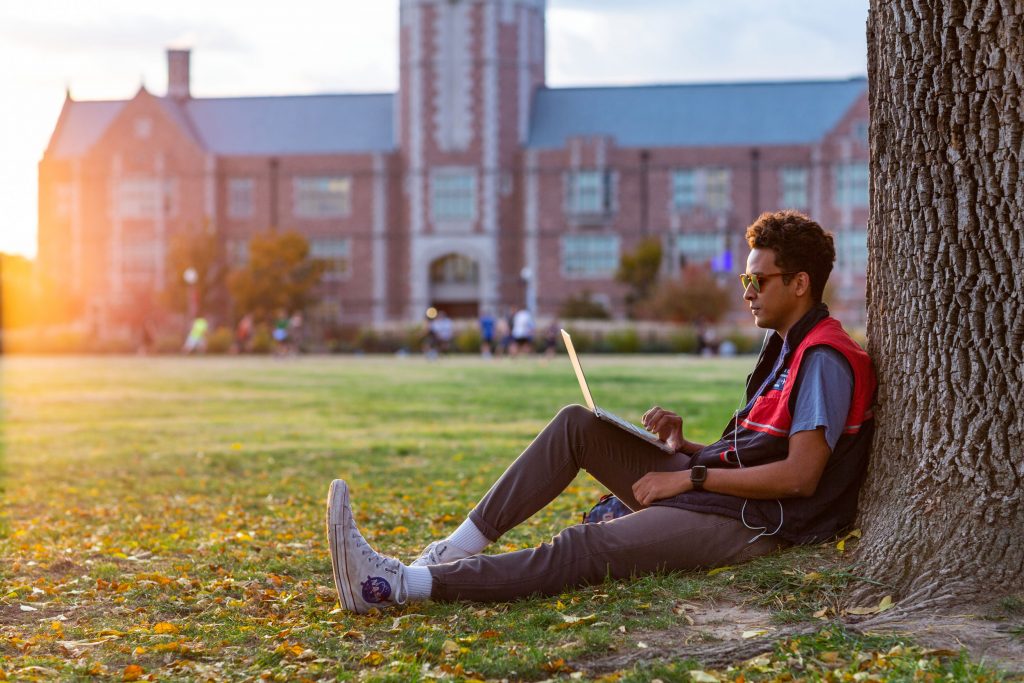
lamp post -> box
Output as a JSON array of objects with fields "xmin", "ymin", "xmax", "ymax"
[
  {"xmin": 520, "ymin": 266, "xmax": 536, "ymax": 314},
  {"xmin": 183, "ymin": 267, "xmax": 198, "ymax": 321}
]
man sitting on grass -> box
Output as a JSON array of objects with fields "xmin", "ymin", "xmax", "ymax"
[{"xmin": 327, "ymin": 210, "xmax": 877, "ymax": 613}]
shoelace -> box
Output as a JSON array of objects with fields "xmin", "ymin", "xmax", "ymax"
[{"xmin": 347, "ymin": 527, "xmax": 407, "ymax": 603}]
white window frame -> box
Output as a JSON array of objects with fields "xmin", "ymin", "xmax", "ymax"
[
  {"xmin": 311, "ymin": 237, "xmax": 352, "ymax": 282},
  {"xmin": 117, "ymin": 177, "xmax": 176, "ymax": 219},
  {"xmin": 836, "ymin": 228, "xmax": 868, "ymax": 271},
  {"xmin": 227, "ymin": 178, "xmax": 255, "ymax": 219},
  {"xmin": 779, "ymin": 166, "xmax": 809, "ymax": 210},
  {"xmin": 833, "ymin": 162, "xmax": 869, "ymax": 208},
  {"xmin": 561, "ymin": 234, "xmax": 620, "ymax": 279},
  {"xmin": 672, "ymin": 168, "xmax": 731, "ymax": 213},
  {"xmin": 676, "ymin": 233, "xmax": 726, "ymax": 267},
  {"xmin": 293, "ymin": 176, "xmax": 352, "ymax": 218},
  {"xmin": 566, "ymin": 170, "xmax": 609, "ymax": 216},
  {"xmin": 430, "ymin": 168, "xmax": 477, "ymax": 223}
]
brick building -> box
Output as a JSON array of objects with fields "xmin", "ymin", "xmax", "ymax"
[{"xmin": 38, "ymin": 0, "xmax": 869, "ymax": 332}]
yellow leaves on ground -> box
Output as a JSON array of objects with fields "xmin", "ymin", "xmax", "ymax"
[
  {"xmin": 549, "ymin": 612, "xmax": 598, "ymax": 631},
  {"xmin": 844, "ymin": 594, "xmax": 894, "ymax": 616},
  {"xmin": 835, "ymin": 528, "xmax": 862, "ymax": 552},
  {"xmin": 152, "ymin": 621, "xmax": 179, "ymax": 634},
  {"xmin": 121, "ymin": 664, "xmax": 144, "ymax": 681},
  {"xmin": 689, "ymin": 670, "xmax": 721, "ymax": 682},
  {"xmin": 707, "ymin": 565, "xmax": 734, "ymax": 577},
  {"xmin": 359, "ymin": 651, "xmax": 385, "ymax": 667}
]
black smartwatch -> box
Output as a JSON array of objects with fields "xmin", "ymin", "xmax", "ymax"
[{"xmin": 690, "ymin": 465, "xmax": 708, "ymax": 491}]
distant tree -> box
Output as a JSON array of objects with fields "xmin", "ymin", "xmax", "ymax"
[
  {"xmin": 227, "ymin": 231, "xmax": 324, "ymax": 320},
  {"xmin": 164, "ymin": 230, "xmax": 229, "ymax": 319},
  {"xmin": 558, "ymin": 290, "xmax": 610, "ymax": 320},
  {"xmin": 615, "ymin": 238, "xmax": 663, "ymax": 318},
  {"xmin": 0, "ymin": 253, "xmax": 38, "ymax": 330},
  {"xmin": 638, "ymin": 265, "xmax": 732, "ymax": 324}
]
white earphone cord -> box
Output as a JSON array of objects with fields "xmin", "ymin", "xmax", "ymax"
[{"xmin": 735, "ymin": 331, "xmax": 783, "ymax": 545}]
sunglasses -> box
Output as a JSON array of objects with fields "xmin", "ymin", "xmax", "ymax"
[{"xmin": 739, "ymin": 272, "xmax": 800, "ymax": 292}]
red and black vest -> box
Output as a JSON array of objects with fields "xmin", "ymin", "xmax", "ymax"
[{"xmin": 654, "ymin": 304, "xmax": 877, "ymax": 544}]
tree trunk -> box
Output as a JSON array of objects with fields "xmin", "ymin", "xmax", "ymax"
[{"xmin": 858, "ymin": 1, "xmax": 1024, "ymax": 604}]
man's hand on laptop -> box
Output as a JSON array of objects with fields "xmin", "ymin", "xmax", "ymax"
[{"xmin": 642, "ymin": 406, "xmax": 698, "ymax": 455}]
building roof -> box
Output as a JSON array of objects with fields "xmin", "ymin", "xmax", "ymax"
[
  {"xmin": 48, "ymin": 78, "xmax": 866, "ymax": 159},
  {"xmin": 47, "ymin": 100, "xmax": 125, "ymax": 158},
  {"xmin": 526, "ymin": 78, "xmax": 867, "ymax": 149},
  {"xmin": 184, "ymin": 94, "xmax": 395, "ymax": 155},
  {"xmin": 48, "ymin": 93, "xmax": 396, "ymax": 159}
]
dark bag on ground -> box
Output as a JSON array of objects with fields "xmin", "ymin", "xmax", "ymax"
[{"xmin": 582, "ymin": 493, "xmax": 633, "ymax": 524}]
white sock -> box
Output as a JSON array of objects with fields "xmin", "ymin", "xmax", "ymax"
[
  {"xmin": 447, "ymin": 518, "xmax": 491, "ymax": 555},
  {"xmin": 403, "ymin": 565, "xmax": 433, "ymax": 601}
]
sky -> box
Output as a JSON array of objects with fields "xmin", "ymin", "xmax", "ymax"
[{"xmin": 0, "ymin": 0, "xmax": 869, "ymax": 259}]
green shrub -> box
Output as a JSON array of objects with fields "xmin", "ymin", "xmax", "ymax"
[
  {"xmin": 559, "ymin": 291, "xmax": 610, "ymax": 319},
  {"xmin": 454, "ymin": 326, "xmax": 481, "ymax": 353},
  {"xmin": 669, "ymin": 327, "xmax": 698, "ymax": 353},
  {"xmin": 606, "ymin": 328, "xmax": 640, "ymax": 353},
  {"xmin": 723, "ymin": 330, "xmax": 762, "ymax": 355},
  {"xmin": 561, "ymin": 327, "xmax": 595, "ymax": 353},
  {"xmin": 250, "ymin": 325, "xmax": 273, "ymax": 354},
  {"xmin": 206, "ymin": 327, "xmax": 234, "ymax": 354}
]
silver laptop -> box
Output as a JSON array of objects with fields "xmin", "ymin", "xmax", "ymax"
[{"xmin": 561, "ymin": 329, "xmax": 675, "ymax": 454}]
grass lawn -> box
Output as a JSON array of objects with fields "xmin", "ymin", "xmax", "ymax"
[{"xmin": 0, "ymin": 355, "xmax": 1017, "ymax": 681}]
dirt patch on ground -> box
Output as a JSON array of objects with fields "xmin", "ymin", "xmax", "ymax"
[
  {"xmin": 575, "ymin": 600, "xmax": 1024, "ymax": 676},
  {"xmin": 860, "ymin": 613, "xmax": 1024, "ymax": 674}
]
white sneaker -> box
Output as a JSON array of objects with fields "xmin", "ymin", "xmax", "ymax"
[
  {"xmin": 326, "ymin": 479, "xmax": 407, "ymax": 614},
  {"xmin": 409, "ymin": 539, "xmax": 473, "ymax": 567}
]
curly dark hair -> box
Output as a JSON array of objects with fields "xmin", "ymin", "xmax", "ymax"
[{"xmin": 745, "ymin": 210, "xmax": 836, "ymax": 303}]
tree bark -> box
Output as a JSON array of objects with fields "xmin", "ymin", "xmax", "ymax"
[{"xmin": 858, "ymin": 0, "xmax": 1024, "ymax": 604}]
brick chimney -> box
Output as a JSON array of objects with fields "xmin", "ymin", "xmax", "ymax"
[{"xmin": 167, "ymin": 48, "xmax": 191, "ymax": 99}]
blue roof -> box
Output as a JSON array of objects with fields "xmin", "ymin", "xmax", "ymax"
[
  {"xmin": 185, "ymin": 94, "xmax": 395, "ymax": 155},
  {"xmin": 48, "ymin": 100, "xmax": 125, "ymax": 158},
  {"xmin": 526, "ymin": 78, "xmax": 867, "ymax": 149},
  {"xmin": 50, "ymin": 93, "xmax": 395, "ymax": 159}
]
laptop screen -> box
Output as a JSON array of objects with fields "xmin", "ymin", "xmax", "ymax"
[{"xmin": 560, "ymin": 329, "xmax": 595, "ymax": 411}]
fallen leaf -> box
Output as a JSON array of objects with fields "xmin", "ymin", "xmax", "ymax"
[
  {"xmin": 707, "ymin": 566, "xmax": 733, "ymax": 577},
  {"xmin": 122, "ymin": 664, "xmax": 144, "ymax": 681},
  {"xmin": 152, "ymin": 622, "xmax": 179, "ymax": 634},
  {"xmin": 549, "ymin": 613, "xmax": 598, "ymax": 631},
  {"xmin": 360, "ymin": 651, "xmax": 384, "ymax": 667},
  {"xmin": 741, "ymin": 628, "xmax": 772, "ymax": 639},
  {"xmin": 442, "ymin": 639, "xmax": 460, "ymax": 655},
  {"xmin": 878, "ymin": 595, "xmax": 894, "ymax": 612},
  {"xmin": 689, "ymin": 670, "xmax": 719, "ymax": 682}
]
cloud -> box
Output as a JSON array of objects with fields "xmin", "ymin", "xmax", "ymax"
[{"xmin": 0, "ymin": 15, "xmax": 249, "ymax": 56}]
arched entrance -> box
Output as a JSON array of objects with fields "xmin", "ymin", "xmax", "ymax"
[{"xmin": 429, "ymin": 253, "xmax": 480, "ymax": 318}]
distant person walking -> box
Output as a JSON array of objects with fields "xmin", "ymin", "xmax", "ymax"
[
  {"xmin": 511, "ymin": 307, "xmax": 535, "ymax": 356},
  {"xmin": 182, "ymin": 315, "xmax": 209, "ymax": 354},
  {"xmin": 234, "ymin": 313, "xmax": 254, "ymax": 354},
  {"xmin": 479, "ymin": 311, "xmax": 496, "ymax": 358},
  {"xmin": 432, "ymin": 311, "xmax": 454, "ymax": 355}
]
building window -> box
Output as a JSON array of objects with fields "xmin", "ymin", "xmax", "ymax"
[
  {"xmin": 834, "ymin": 162, "xmax": 869, "ymax": 208},
  {"xmin": 853, "ymin": 120, "xmax": 869, "ymax": 146},
  {"xmin": 56, "ymin": 182, "xmax": 73, "ymax": 218},
  {"xmin": 672, "ymin": 168, "xmax": 731, "ymax": 213},
  {"xmin": 562, "ymin": 235, "xmax": 620, "ymax": 278},
  {"xmin": 117, "ymin": 178, "xmax": 176, "ymax": 219},
  {"xmin": 430, "ymin": 254, "xmax": 479, "ymax": 284},
  {"xmin": 836, "ymin": 229, "xmax": 868, "ymax": 271},
  {"xmin": 134, "ymin": 118, "xmax": 152, "ymax": 139},
  {"xmin": 676, "ymin": 233, "xmax": 726, "ymax": 267},
  {"xmin": 566, "ymin": 170, "xmax": 611, "ymax": 216},
  {"xmin": 228, "ymin": 178, "xmax": 254, "ymax": 219},
  {"xmin": 311, "ymin": 238, "xmax": 351, "ymax": 281},
  {"xmin": 121, "ymin": 240, "xmax": 159, "ymax": 277},
  {"xmin": 227, "ymin": 238, "xmax": 249, "ymax": 267},
  {"xmin": 293, "ymin": 176, "xmax": 351, "ymax": 218},
  {"xmin": 779, "ymin": 167, "xmax": 809, "ymax": 209},
  {"xmin": 431, "ymin": 169, "xmax": 477, "ymax": 222}
]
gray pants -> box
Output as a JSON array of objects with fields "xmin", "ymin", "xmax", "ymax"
[{"xmin": 429, "ymin": 405, "xmax": 786, "ymax": 602}]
